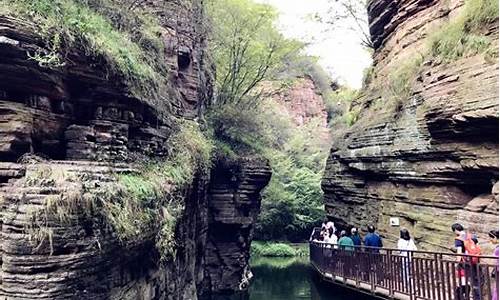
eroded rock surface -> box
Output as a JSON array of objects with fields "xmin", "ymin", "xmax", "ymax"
[
  {"xmin": 202, "ymin": 157, "xmax": 271, "ymax": 295},
  {"xmin": 322, "ymin": 0, "xmax": 499, "ymax": 252}
]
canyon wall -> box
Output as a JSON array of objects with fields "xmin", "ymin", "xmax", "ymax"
[
  {"xmin": 322, "ymin": 0, "xmax": 499, "ymax": 252},
  {"xmin": 0, "ymin": 1, "xmax": 270, "ymax": 299},
  {"xmin": 272, "ymin": 77, "xmax": 329, "ymax": 128}
]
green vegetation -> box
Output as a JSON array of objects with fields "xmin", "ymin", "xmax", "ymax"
[
  {"xmin": 96, "ymin": 121, "xmax": 213, "ymax": 261},
  {"xmin": 255, "ymin": 113, "xmax": 329, "ymax": 240},
  {"xmin": 251, "ymin": 241, "xmax": 308, "ymax": 257},
  {"xmin": 429, "ymin": 0, "xmax": 498, "ymax": 61},
  {"xmin": 206, "ymin": 0, "xmax": 333, "ymax": 242},
  {"xmin": 250, "ymin": 256, "xmax": 305, "ymax": 270},
  {"xmin": 1, "ymin": 0, "xmax": 170, "ymax": 107}
]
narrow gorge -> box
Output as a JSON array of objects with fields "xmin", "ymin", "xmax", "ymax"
[{"xmin": 0, "ymin": 0, "xmax": 498, "ymax": 299}]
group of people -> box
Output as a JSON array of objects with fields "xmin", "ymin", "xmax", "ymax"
[
  {"xmin": 310, "ymin": 218, "xmax": 499, "ymax": 300},
  {"xmin": 452, "ymin": 223, "xmax": 499, "ymax": 300},
  {"xmin": 310, "ymin": 218, "xmax": 385, "ymax": 252}
]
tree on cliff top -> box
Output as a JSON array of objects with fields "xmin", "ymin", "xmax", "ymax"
[
  {"xmin": 207, "ymin": 0, "xmax": 339, "ymax": 242},
  {"xmin": 206, "ymin": 0, "xmax": 303, "ymax": 108}
]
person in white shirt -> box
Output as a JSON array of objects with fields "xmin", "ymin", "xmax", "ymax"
[
  {"xmin": 324, "ymin": 228, "xmax": 338, "ymax": 249},
  {"xmin": 397, "ymin": 228, "xmax": 417, "ymax": 288}
]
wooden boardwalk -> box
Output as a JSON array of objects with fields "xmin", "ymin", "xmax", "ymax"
[{"xmin": 310, "ymin": 240, "xmax": 499, "ymax": 300}]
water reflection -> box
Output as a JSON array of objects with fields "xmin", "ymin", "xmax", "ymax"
[
  {"xmin": 248, "ymin": 256, "xmax": 375, "ymax": 300},
  {"xmin": 210, "ymin": 256, "xmax": 375, "ymax": 300}
]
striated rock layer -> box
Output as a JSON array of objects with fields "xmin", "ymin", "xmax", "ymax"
[
  {"xmin": 0, "ymin": 159, "xmax": 270, "ymax": 299},
  {"xmin": 203, "ymin": 157, "xmax": 271, "ymax": 295},
  {"xmin": 322, "ymin": 0, "xmax": 499, "ymax": 252},
  {"xmin": 0, "ymin": 1, "xmax": 270, "ymax": 299}
]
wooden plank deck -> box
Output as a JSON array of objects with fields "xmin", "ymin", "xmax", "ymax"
[{"xmin": 312, "ymin": 261, "xmax": 412, "ymax": 300}]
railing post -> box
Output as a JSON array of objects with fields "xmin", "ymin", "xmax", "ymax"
[
  {"xmin": 432, "ymin": 253, "xmax": 439, "ymax": 300},
  {"xmin": 370, "ymin": 250, "xmax": 375, "ymax": 294},
  {"xmin": 409, "ymin": 251, "xmax": 415, "ymax": 300},
  {"xmin": 388, "ymin": 249, "xmax": 393, "ymax": 297}
]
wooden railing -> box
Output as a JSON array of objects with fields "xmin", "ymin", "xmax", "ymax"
[{"xmin": 310, "ymin": 238, "xmax": 499, "ymax": 300}]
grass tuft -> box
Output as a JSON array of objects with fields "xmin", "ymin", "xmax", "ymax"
[
  {"xmin": 429, "ymin": 0, "xmax": 498, "ymax": 61},
  {"xmin": 1, "ymin": 0, "xmax": 171, "ymax": 108},
  {"xmin": 251, "ymin": 241, "xmax": 308, "ymax": 257}
]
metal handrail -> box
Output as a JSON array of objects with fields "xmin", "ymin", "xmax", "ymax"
[
  {"xmin": 310, "ymin": 241, "xmax": 500, "ymax": 260},
  {"xmin": 309, "ymin": 227, "xmax": 499, "ymax": 259}
]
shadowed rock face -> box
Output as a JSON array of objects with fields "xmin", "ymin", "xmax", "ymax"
[
  {"xmin": 0, "ymin": 1, "xmax": 270, "ymax": 299},
  {"xmin": 0, "ymin": 159, "xmax": 271, "ymax": 299},
  {"xmin": 203, "ymin": 157, "xmax": 272, "ymax": 295},
  {"xmin": 322, "ymin": 0, "xmax": 498, "ymax": 252}
]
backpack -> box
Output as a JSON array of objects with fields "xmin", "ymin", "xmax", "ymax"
[{"xmin": 457, "ymin": 233, "xmax": 481, "ymax": 264}]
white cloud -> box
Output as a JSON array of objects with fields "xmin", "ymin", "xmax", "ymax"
[{"xmin": 255, "ymin": 0, "xmax": 372, "ymax": 89}]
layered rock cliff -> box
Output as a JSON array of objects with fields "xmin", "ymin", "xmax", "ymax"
[
  {"xmin": 322, "ymin": 0, "xmax": 499, "ymax": 252},
  {"xmin": 270, "ymin": 76, "xmax": 332, "ymax": 156},
  {"xmin": 203, "ymin": 157, "xmax": 271, "ymax": 295},
  {"xmin": 272, "ymin": 77, "xmax": 329, "ymax": 128},
  {"xmin": 0, "ymin": 1, "xmax": 270, "ymax": 299}
]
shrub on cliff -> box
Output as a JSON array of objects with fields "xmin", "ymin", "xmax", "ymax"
[
  {"xmin": 323, "ymin": 88, "xmax": 359, "ymax": 126},
  {"xmin": 21, "ymin": 121, "xmax": 213, "ymax": 261},
  {"xmin": 207, "ymin": 101, "xmax": 294, "ymax": 156},
  {"xmin": 429, "ymin": 0, "xmax": 498, "ymax": 61}
]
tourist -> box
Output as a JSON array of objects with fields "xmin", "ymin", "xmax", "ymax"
[
  {"xmin": 452, "ymin": 223, "xmax": 481, "ymax": 300},
  {"xmin": 397, "ymin": 228, "xmax": 417, "ymax": 255},
  {"xmin": 489, "ymin": 229, "xmax": 499, "ymax": 300},
  {"xmin": 321, "ymin": 218, "xmax": 328, "ymax": 232},
  {"xmin": 338, "ymin": 230, "xmax": 354, "ymax": 251},
  {"xmin": 325, "ymin": 218, "xmax": 336, "ymax": 233},
  {"xmin": 364, "ymin": 225, "xmax": 383, "ymax": 251},
  {"xmin": 364, "ymin": 225, "xmax": 383, "ymax": 283},
  {"xmin": 351, "ymin": 227, "xmax": 362, "ymax": 248},
  {"xmin": 452, "ymin": 223, "xmax": 469, "ymax": 299},
  {"xmin": 397, "ymin": 228, "xmax": 417, "ymax": 289},
  {"xmin": 309, "ymin": 227, "xmax": 323, "ymax": 242},
  {"xmin": 324, "ymin": 227, "xmax": 338, "ymax": 248}
]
